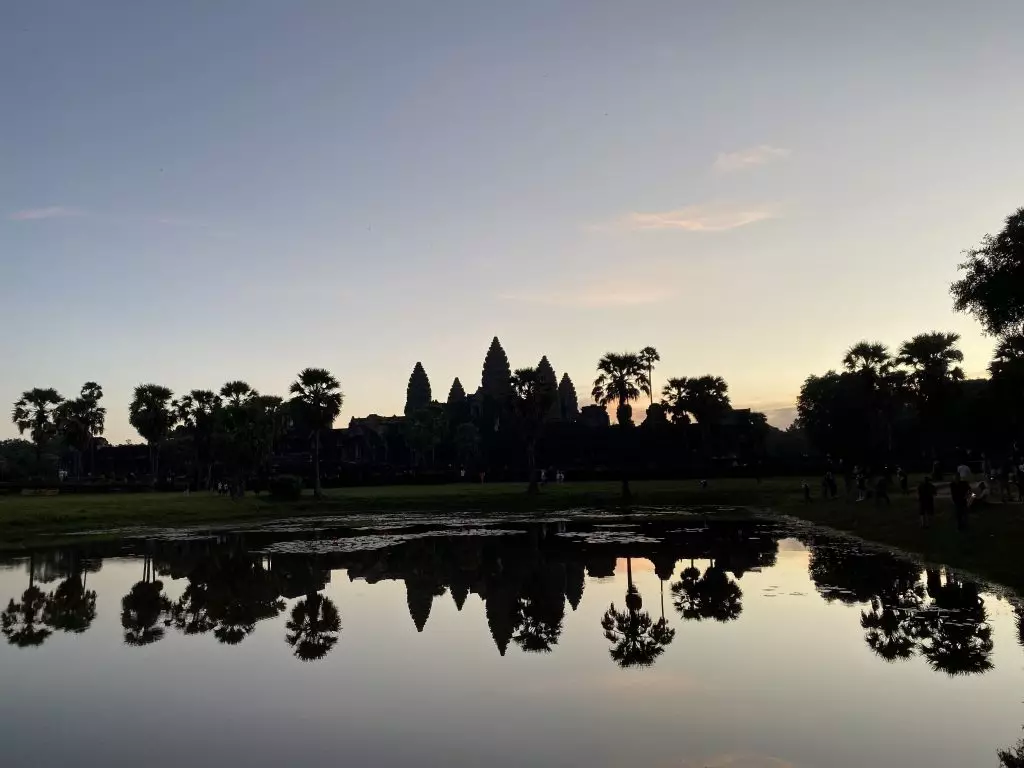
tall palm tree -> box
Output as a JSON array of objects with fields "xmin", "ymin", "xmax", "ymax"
[
  {"xmin": 843, "ymin": 342, "xmax": 902, "ymax": 454},
  {"xmin": 128, "ymin": 384, "xmax": 176, "ymax": 481},
  {"xmin": 175, "ymin": 389, "xmax": 221, "ymax": 490},
  {"xmin": 54, "ymin": 383, "xmax": 106, "ymax": 478},
  {"xmin": 600, "ymin": 556, "xmax": 675, "ymax": 668},
  {"xmin": 593, "ymin": 352, "xmax": 648, "ymax": 499},
  {"xmin": 120, "ymin": 557, "xmax": 173, "ymax": 647},
  {"xmin": 2, "ymin": 587, "xmax": 52, "ymax": 647},
  {"xmin": 285, "ymin": 592, "xmax": 341, "ymax": 661},
  {"xmin": 11, "ymin": 388, "xmax": 63, "ymax": 459},
  {"xmin": 638, "ymin": 346, "xmax": 661, "ymax": 407},
  {"xmin": 219, "ymin": 380, "xmax": 255, "ymax": 406},
  {"xmin": 44, "ymin": 574, "xmax": 98, "ymax": 634},
  {"xmin": 990, "ymin": 333, "xmax": 1024, "ymax": 380},
  {"xmin": 289, "ymin": 368, "xmax": 343, "ymax": 498},
  {"xmin": 896, "ymin": 332, "xmax": 964, "ymax": 451},
  {"xmin": 511, "ymin": 367, "xmax": 557, "ymax": 494}
]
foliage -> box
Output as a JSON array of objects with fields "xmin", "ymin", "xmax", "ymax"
[
  {"xmin": 404, "ymin": 362, "xmax": 432, "ymax": 417},
  {"xmin": 268, "ymin": 474, "xmax": 304, "ymax": 500},
  {"xmin": 2, "ymin": 586, "xmax": 52, "ymax": 647},
  {"xmin": 592, "ymin": 352, "xmax": 648, "ymax": 426},
  {"xmin": 219, "ymin": 380, "xmax": 255, "ymax": 406},
  {"xmin": 11, "ymin": 388, "xmax": 63, "ymax": 452},
  {"xmin": 55, "ymin": 382, "xmax": 106, "ymax": 476},
  {"xmin": 454, "ymin": 422, "xmax": 481, "ymax": 467},
  {"xmin": 285, "ymin": 592, "xmax": 341, "ymax": 662},
  {"xmin": 511, "ymin": 367, "xmax": 558, "ymax": 493},
  {"xmin": 128, "ymin": 384, "xmax": 176, "ymax": 478},
  {"xmin": 661, "ymin": 375, "xmax": 731, "ymax": 426},
  {"xmin": 951, "ymin": 207, "xmax": 1024, "ymax": 337},
  {"xmin": 638, "ymin": 346, "xmax": 660, "ymax": 403},
  {"xmin": 600, "ymin": 603, "xmax": 675, "ymax": 668},
  {"xmin": 289, "ymin": 368, "xmax": 343, "ymax": 498}
]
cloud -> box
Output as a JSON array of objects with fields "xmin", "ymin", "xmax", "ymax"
[
  {"xmin": 619, "ymin": 203, "xmax": 776, "ymax": 232},
  {"xmin": 714, "ymin": 144, "xmax": 791, "ymax": 173},
  {"xmin": 501, "ymin": 281, "xmax": 673, "ymax": 308},
  {"xmin": 8, "ymin": 206, "xmax": 83, "ymax": 221}
]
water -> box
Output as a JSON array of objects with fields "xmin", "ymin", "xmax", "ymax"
[{"xmin": 1, "ymin": 516, "xmax": 1022, "ymax": 768}]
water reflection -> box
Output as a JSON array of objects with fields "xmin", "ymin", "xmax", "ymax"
[
  {"xmin": 807, "ymin": 538, "xmax": 994, "ymax": 675},
  {"xmin": 0, "ymin": 520, "xmax": 1013, "ymax": 680}
]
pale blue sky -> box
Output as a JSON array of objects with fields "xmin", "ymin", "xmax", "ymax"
[{"xmin": 3, "ymin": 1, "xmax": 1022, "ymax": 441}]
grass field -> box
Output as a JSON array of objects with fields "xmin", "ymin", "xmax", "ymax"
[{"xmin": 1, "ymin": 477, "xmax": 1022, "ymax": 592}]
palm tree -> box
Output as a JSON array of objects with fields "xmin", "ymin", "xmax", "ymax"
[
  {"xmin": 289, "ymin": 368, "xmax": 343, "ymax": 498},
  {"xmin": 511, "ymin": 367, "xmax": 557, "ymax": 494},
  {"xmin": 843, "ymin": 342, "xmax": 903, "ymax": 454},
  {"xmin": 661, "ymin": 375, "xmax": 731, "ymax": 455},
  {"xmin": 600, "ymin": 556, "xmax": 675, "ymax": 668},
  {"xmin": 44, "ymin": 574, "xmax": 98, "ymax": 634},
  {"xmin": 592, "ymin": 352, "xmax": 649, "ymax": 498},
  {"xmin": 990, "ymin": 333, "xmax": 1024, "ymax": 380},
  {"xmin": 175, "ymin": 389, "xmax": 221, "ymax": 490},
  {"xmin": 128, "ymin": 384, "xmax": 176, "ymax": 481},
  {"xmin": 120, "ymin": 557, "xmax": 173, "ymax": 647},
  {"xmin": 54, "ymin": 383, "xmax": 106, "ymax": 479},
  {"xmin": 638, "ymin": 346, "xmax": 661, "ymax": 407},
  {"xmin": 2, "ymin": 586, "xmax": 52, "ymax": 647},
  {"xmin": 285, "ymin": 592, "xmax": 341, "ymax": 661},
  {"xmin": 11, "ymin": 388, "xmax": 63, "ymax": 460},
  {"xmin": 219, "ymin": 380, "xmax": 255, "ymax": 406},
  {"xmin": 896, "ymin": 332, "xmax": 964, "ymax": 451}
]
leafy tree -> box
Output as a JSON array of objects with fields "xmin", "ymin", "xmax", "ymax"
[
  {"xmin": 990, "ymin": 334, "xmax": 1024, "ymax": 430},
  {"xmin": 54, "ymin": 382, "xmax": 105, "ymax": 477},
  {"xmin": 638, "ymin": 346, "xmax": 660, "ymax": 406},
  {"xmin": 896, "ymin": 332, "xmax": 964, "ymax": 449},
  {"xmin": 592, "ymin": 352, "xmax": 648, "ymax": 498},
  {"xmin": 289, "ymin": 368, "xmax": 343, "ymax": 498},
  {"xmin": 219, "ymin": 380, "xmax": 255, "ymax": 406},
  {"xmin": 951, "ymin": 207, "xmax": 1024, "ymax": 338},
  {"xmin": 218, "ymin": 394, "xmax": 287, "ymax": 495},
  {"xmin": 120, "ymin": 559, "xmax": 173, "ymax": 647},
  {"xmin": 44, "ymin": 574, "xmax": 98, "ymax": 634},
  {"xmin": 557, "ymin": 373, "xmax": 579, "ymax": 421},
  {"xmin": 11, "ymin": 388, "xmax": 63, "ymax": 459},
  {"xmin": 285, "ymin": 592, "xmax": 341, "ymax": 661},
  {"xmin": 128, "ymin": 384, "xmax": 176, "ymax": 480},
  {"xmin": 404, "ymin": 362, "xmax": 432, "ymax": 417},
  {"xmin": 0, "ymin": 439, "xmax": 42, "ymax": 482},
  {"xmin": 842, "ymin": 342, "xmax": 903, "ymax": 453},
  {"xmin": 796, "ymin": 370, "xmax": 872, "ymax": 458},
  {"xmin": 2, "ymin": 586, "xmax": 52, "ymax": 647},
  {"xmin": 175, "ymin": 389, "xmax": 221, "ymax": 490},
  {"xmin": 662, "ymin": 375, "xmax": 730, "ymax": 455},
  {"xmin": 511, "ymin": 367, "xmax": 557, "ymax": 493}
]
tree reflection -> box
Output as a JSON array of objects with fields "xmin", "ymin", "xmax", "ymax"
[
  {"xmin": 670, "ymin": 562, "xmax": 742, "ymax": 623},
  {"xmin": 285, "ymin": 592, "xmax": 340, "ymax": 662},
  {"xmin": 513, "ymin": 565, "xmax": 565, "ymax": 653},
  {"xmin": 913, "ymin": 570, "xmax": 993, "ymax": 676},
  {"xmin": 601, "ymin": 557, "xmax": 675, "ymax": 668},
  {"xmin": 2, "ymin": 586, "xmax": 52, "ymax": 647},
  {"xmin": 45, "ymin": 574, "xmax": 97, "ymax": 634},
  {"xmin": 121, "ymin": 556, "xmax": 173, "ymax": 646}
]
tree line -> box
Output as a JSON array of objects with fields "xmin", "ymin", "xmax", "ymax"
[{"xmin": 795, "ymin": 206, "xmax": 1024, "ymax": 466}]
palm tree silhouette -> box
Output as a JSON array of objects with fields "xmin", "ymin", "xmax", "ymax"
[
  {"xmin": 121, "ymin": 556, "xmax": 173, "ymax": 646},
  {"xmin": 592, "ymin": 352, "xmax": 649, "ymax": 498},
  {"xmin": 44, "ymin": 574, "xmax": 97, "ymax": 634},
  {"xmin": 285, "ymin": 592, "xmax": 341, "ymax": 662},
  {"xmin": 601, "ymin": 557, "xmax": 675, "ymax": 668},
  {"xmin": 912, "ymin": 572, "xmax": 993, "ymax": 676},
  {"xmin": 289, "ymin": 368, "xmax": 344, "ymax": 498},
  {"xmin": 2, "ymin": 586, "xmax": 52, "ymax": 648}
]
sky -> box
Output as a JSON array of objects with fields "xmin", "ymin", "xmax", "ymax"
[{"xmin": 2, "ymin": 1, "xmax": 1023, "ymax": 442}]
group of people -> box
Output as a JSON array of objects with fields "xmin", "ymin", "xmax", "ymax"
[{"xmin": 800, "ymin": 451, "xmax": 1024, "ymax": 532}]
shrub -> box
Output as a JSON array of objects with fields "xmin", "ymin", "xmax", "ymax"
[{"xmin": 269, "ymin": 474, "xmax": 303, "ymax": 501}]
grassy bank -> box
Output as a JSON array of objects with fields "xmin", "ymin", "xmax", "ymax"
[{"xmin": 1, "ymin": 478, "xmax": 1021, "ymax": 592}]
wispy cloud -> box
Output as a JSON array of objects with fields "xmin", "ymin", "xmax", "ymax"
[
  {"xmin": 501, "ymin": 281, "xmax": 673, "ymax": 308},
  {"xmin": 616, "ymin": 203, "xmax": 776, "ymax": 232},
  {"xmin": 713, "ymin": 144, "xmax": 790, "ymax": 173},
  {"xmin": 8, "ymin": 206, "xmax": 84, "ymax": 221}
]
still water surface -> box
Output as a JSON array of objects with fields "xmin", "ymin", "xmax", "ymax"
[{"xmin": 1, "ymin": 516, "xmax": 1022, "ymax": 767}]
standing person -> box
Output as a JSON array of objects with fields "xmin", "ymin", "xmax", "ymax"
[
  {"xmin": 897, "ymin": 466, "xmax": 909, "ymax": 494},
  {"xmin": 827, "ymin": 471, "xmax": 838, "ymax": 499},
  {"xmin": 918, "ymin": 476, "xmax": 936, "ymax": 528},
  {"xmin": 874, "ymin": 473, "xmax": 891, "ymax": 507},
  {"xmin": 950, "ymin": 474, "xmax": 971, "ymax": 531},
  {"xmin": 855, "ymin": 467, "xmax": 867, "ymax": 502},
  {"xmin": 802, "ymin": 481, "xmax": 812, "ymax": 503},
  {"xmin": 957, "ymin": 459, "xmax": 972, "ymax": 482},
  {"xmin": 998, "ymin": 460, "xmax": 1012, "ymax": 502}
]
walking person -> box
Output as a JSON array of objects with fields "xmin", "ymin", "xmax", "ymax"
[
  {"xmin": 918, "ymin": 475, "xmax": 936, "ymax": 528},
  {"xmin": 874, "ymin": 473, "xmax": 891, "ymax": 507},
  {"xmin": 950, "ymin": 474, "xmax": 971, "ymax": 531},
  {"xmin": 897, "ymin": 466, "xmax": 909, "ymax": 494}
]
